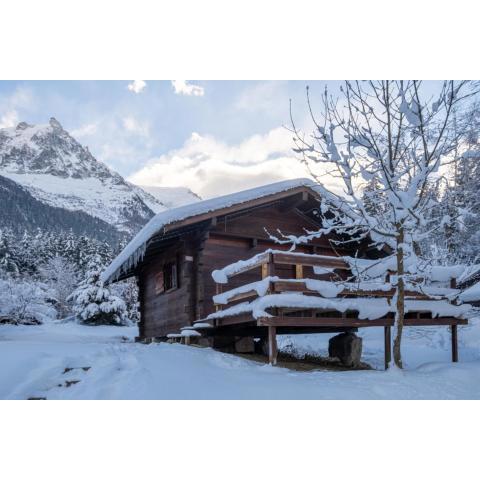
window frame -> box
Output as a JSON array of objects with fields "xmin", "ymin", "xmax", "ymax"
[{"xmin": 160, "ymin": 258, "xmax": 179, "ymax": 294}]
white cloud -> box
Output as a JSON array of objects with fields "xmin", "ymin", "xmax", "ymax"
[
  {"xmin": 0, "ymin": 110, "xmax": 19, "ymax": 128},
  {"xmin": 71, "ymin": 122, "xmax": 98, "ymax": 138},
  {"xmin": 235, "ymin": 81, "xmax": 288, "ymax": 114},
  {"xmin": 127, "ymin": 80, "xmax": 147, "ymax": 94},
  {"xmin": 122, "ymin": 116, "xmax": 150, "ymax": 137},
  {"xmin": 128, "ymin": 127, "xmax": 334, "ymax": 198},
  {"xmin": 171, "ymin": 80, "xmax": 204, "ymax": 97},
  {"xmin": 0, "ymin": 87, "xmax": 34, "ymax": 128}
]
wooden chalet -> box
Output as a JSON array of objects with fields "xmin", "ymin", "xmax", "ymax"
[{"xmin": 103, "ymin": 178, "xmax": 469, "ymax": 368}]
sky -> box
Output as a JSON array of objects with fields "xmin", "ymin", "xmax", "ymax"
[{"xmin": 0, "ymin": 80, "xmax": 445, "ymax": 198}]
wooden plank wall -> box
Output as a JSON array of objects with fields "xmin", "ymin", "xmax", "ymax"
[
  {"xmin": 200, "ymin": 205, "xmax": 354, "ymax": 317},
  {"xmin": 139, "ymin": 204, "xmax": 364, "ymax": 337},
  {"xmin": 140, "ymin": 236, "xmax": 197, "ymax": 338}
]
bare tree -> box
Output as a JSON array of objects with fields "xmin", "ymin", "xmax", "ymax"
[
  {"xmin": 289, "ymin": 80, "xmax": 475, "ymax": 368},
  {"xmin": 39, "ymin": 256, "xmax": 78, "ymax": 318}
]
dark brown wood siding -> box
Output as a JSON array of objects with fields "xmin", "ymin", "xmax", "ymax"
[
  {"xmin": 138, "ymin": 202, "xmax": 362, "ymax": 336},
  {"xmin": 199, "ymin": 205, "xmax": 349, "ymax": 317},
  {"xmin": 139, "ymin": 237, "xmax": 198, "ymax": 338}
]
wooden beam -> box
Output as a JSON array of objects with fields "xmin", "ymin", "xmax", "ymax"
[
  {"xmin": 403, "ymin": 318, "xmax": 467, "ymax": 326},
  {"xmin": 215, "ymin": 314, "xmax": 256, "ymax": 326},
  {"xmin": 268, "ymin": 326, "xmax": 278, "ymax": 365},
  {"xmin": 257, "ymin": 316, "xmax": 394, "ymax": 328},
  {"xmin": 384, "ymin": 325, "xmax": 391, "ymax": 370},
  {"xmin": 451, "ymin": 324, "xmax": 458, "ymax": 362},
  {"xmin": 215, "ymin": 289, "xmax": 259, "ymax": 305},
  {"xmin": 272, "ymin": 252, "xmax": 348, "ymax": 270}
]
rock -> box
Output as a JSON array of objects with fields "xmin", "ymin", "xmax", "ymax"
[
  {"xmin": 328, "ymin": 332, "xmax": 362, "ymax": 367},
  {"xmin": 210, "ymin": 336, "xmax": 236, "ymax": 353},
  {"xmin": 194, "ymin": 337, "xmax": 214, "ymax": 348},
  {"xmin": 234, "ymin": 336, "xmax": 255, "ymax": 353}
]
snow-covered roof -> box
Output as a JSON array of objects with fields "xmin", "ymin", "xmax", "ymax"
[{"xmin": 102, "ymin": 178, "xmax": 319, "ymax": 284}]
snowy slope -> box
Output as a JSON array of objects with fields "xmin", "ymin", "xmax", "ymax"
[
  {"xmin": 1, "ymin": 321, "xmax": 480, "ymax": 399},
  {"xmin": 0, "ymin": 118, "xmax": 168, "ymax": 234},
  {"xmin": 137, "ymin": 185, "xmax": 201, "ymax": 208}
]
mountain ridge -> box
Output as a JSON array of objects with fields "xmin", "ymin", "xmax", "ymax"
[{"xmin": 0, "ymin": 118, "xmax": 199, "ymax": 239}]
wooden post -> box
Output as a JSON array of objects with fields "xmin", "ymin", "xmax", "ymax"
[
  {"xmin": 384, "ymin": 325, "xmax": 391, "ymax": 370},
  {"xmin": 268, "ymin": 326, "xmax": 278, "ymax": 366},
  {"xmin": 215, "ymin": 283, "xmax": 223, "ymax": 311},
  {"xmin": 262, "ymin": 252, "xmax": 274, "ymax": 279},
  {"xmin": 295, "ymin": 264, "xmax": 303, "ymax": 279},
  {"xmin": 451, "ymin": 324, "xmax": 458, "ymax": 362}
]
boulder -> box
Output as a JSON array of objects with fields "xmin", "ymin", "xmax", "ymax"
[
  {"xmin": 234, "ymin": 336, "xmax": 255, "ymax": 353},
  {"xmin": 194, "ymin": 337, "xmax": 214, "ymax": 348},
  {"xmin": 328, "ymin": 332, "xmax": 362, "ymax": 367}
]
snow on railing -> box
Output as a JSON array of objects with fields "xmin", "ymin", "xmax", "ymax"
[
  {"xmin": 207, "ymin": 247, "xmax": 471, "ymax": 324},
  {"xmin": 211, "ymin": 249, "xmax": 349, "ymax": 284},
  {"xmin": 207, "ymin": 294, "xmax": 471, "ymax": 322}
]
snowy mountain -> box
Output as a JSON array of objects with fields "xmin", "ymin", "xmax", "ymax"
[
  {"xmin": 0, "ymin": 118, "xmax": 167, "ymax": 235},
  {"xmin": 138, "ymin": 185, "xmax": 201, "ymax": 208},
  {"xmin": 0, "ymin": 174, "xmax": 123, "ymax": 244}
]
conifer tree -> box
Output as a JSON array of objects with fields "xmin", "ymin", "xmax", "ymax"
[{"xmin": 68, "ymin": 255, "xmax": 127, "ymax": 325}]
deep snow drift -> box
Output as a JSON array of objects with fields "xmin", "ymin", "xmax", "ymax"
[{"xmin": 1, "ymin": 319, "xmax": 480, "ymax": 399}]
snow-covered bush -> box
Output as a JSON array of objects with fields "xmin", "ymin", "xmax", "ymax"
[
  {"xmin": 0, "ymin": 274, "xmax": 57, "ymax": 324},
  {"xmin": 111, "ymin": 278, "xmax": 139, "ymax": 324},
  {"xmin": 38, "ymin": 256, "xmax": 79, "ymax": 318},
  {"xmin": 68, "ymin": 255, "xmax": 127, "ymax": 326}
]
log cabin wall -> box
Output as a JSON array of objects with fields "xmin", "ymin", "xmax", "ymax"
[
  {"xmin": 139, "ymin": 236, "xmax": 198, "ymax": 338},
  {"xmin": 137, "ymin": 199, "xmax": 369, "ymax": 338},
  {"xmin": 199, "ymin": 204, "xmax": 354, "ymax": 317}
]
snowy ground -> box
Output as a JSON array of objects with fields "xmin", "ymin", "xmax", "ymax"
[{"xmin": 1, "ymin": 320, "xmax": 480, "ymax": 399}]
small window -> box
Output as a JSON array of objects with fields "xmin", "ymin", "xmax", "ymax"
[
  {"xmin": 163, "ymin": 261, "xmax": 178, "ymax": 291},
  {"xmin": 154, "ymin": 271, "xmax": 164, "ymax": 294}
]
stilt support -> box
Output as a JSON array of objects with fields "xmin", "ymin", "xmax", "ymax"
[
  {"xmin": 268, "ymin": 326, "xmax": 278, "ymax": 366},
  {"xmin": 451, "ymin": 324, "xmax": 458, "ymax": 362},
  {"xmin": 384, "ymin": 325, "xmax": 391, "ymax": 370}
]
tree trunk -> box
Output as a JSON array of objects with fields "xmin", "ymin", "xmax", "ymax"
[{"xmin": 392, "ymin": 226, "xmax": 405, "ymax": 369}]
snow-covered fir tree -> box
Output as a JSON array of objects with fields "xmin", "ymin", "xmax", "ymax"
[{"xmin": 68, "ymin": 255, "xmax": 127, "ymax": 326}]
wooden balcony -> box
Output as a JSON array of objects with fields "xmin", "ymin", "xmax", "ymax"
[{"xmin": 195, "ymin": 250, "xmax": 467, "ymax": 367}]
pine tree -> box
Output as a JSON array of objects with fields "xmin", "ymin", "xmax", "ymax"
[
  {"xmin": 68, "ymin": 255, "xmax": 127, "ymax": 325},
  {"xmin": 0, "ymin": 229, "xmax": 20, "ymax": 275}
]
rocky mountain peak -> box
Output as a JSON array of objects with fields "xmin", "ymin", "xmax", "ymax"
[
  {"xmin": 16, "ymin": 122, "xmax": 33, "ymax": 131},
  {"xmin": 49, "ymin": 117, "xmax": 63, "ymax": 130},
  {"xmin": 0, "ymin": 117, "xmax": 115, "ymax": 180},
  {"xmin": 0, "ymin": 117, "xmax": 200, "ymax": 237}
]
